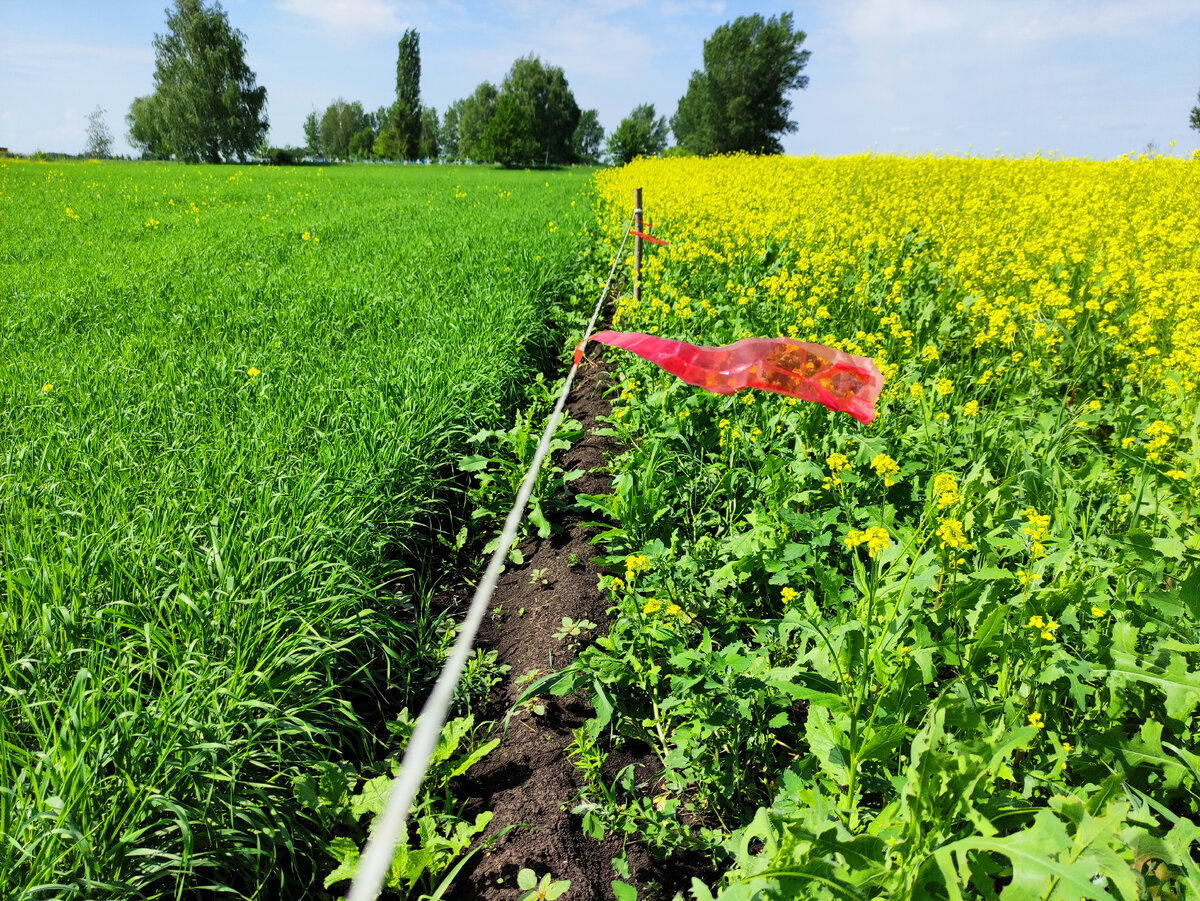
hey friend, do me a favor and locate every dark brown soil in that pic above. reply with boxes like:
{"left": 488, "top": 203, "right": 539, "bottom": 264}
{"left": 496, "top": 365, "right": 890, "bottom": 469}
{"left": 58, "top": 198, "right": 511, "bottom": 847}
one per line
{"left": 442, "top": 354, "right": 717, "bottom": 900}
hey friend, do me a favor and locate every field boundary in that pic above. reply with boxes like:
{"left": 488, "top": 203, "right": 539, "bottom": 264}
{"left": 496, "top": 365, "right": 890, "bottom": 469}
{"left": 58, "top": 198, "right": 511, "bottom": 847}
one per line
{"left": 347, "top": 210, "right": 636, "bottom": 901}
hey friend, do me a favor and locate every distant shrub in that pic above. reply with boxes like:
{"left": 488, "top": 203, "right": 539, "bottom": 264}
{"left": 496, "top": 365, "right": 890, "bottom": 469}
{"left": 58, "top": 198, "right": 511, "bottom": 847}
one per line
{"left": 264, "top": 145, "right": 303, "bottom": 165}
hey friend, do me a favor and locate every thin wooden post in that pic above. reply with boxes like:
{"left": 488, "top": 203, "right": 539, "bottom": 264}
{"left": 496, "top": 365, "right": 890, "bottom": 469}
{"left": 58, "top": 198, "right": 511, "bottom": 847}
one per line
{"left": 634, "top": 187, "right": 643, "bottom": 304}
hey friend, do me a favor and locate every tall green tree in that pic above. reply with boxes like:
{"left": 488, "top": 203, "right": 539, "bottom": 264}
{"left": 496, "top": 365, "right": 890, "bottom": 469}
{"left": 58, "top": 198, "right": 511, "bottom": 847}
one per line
{"left": 127, "top": 0, "right": 268, "bottom": 162}
{"left": 478, "top": 55, "right": 580, "bottom": 166}
{"left": 1191, "top": 88, "right": 1200, "bottom": 133}
{"left": 319, "top": 98, "right": 367, "bottom": 159}
{"left": 385, "top": 28, "right": 422, "bottom": 161}
{"left": 671, "top": 12, "right": 810, "bottom": 155}
{"left": 419, "top": 106, "right": 440, "bottom": 159}
{"left": 302, "top": 110, "right": 322, "bottom": 157}
{"left": 457, "top": 81, "right": 497, "bottom": 160}
{"left": 573, "top": 108, "right": 604, "bottom": 164}
{"left": 127, "top": 94, "right": 167, "bottom": 158}
{"left": 606, "top": 103, "right": 668, "bottom": 165}
{"left": 348, "top": 126, "right": 376, "bottom": 159}
{"left": 440, "top": 98, "right": 464, "bottom": 160}
{"left": 477, "top": 93, "right": 539, "bottom": 166}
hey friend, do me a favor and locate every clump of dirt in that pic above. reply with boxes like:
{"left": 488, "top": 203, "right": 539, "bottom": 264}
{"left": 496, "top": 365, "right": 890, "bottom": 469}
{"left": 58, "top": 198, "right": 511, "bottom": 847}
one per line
{"left": 442, "top": 355, "right": 716, "bottom": 900}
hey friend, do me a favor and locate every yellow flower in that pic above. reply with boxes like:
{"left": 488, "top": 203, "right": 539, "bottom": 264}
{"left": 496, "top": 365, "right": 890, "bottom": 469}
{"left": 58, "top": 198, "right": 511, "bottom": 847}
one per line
{"left": 932, "top": 473, "right": 959, "bottom": 509}
{"left": 963, "top": 400, "right": 980, "bottom": 416}
{"left": 302, "top": 230, "right": 312, "bottom": 241}
{"left": 847, "top": 526, "right": 890, "bottom": 558}
{"left": 826, "top": 452, "right": 850, "bottom": 473}
{"left": 1090, "top": 605, "right": 1107, "bottom": 617}
{"left": 642, "top": 598, "right": 662, "bottom": 615}
{"left": 870, "top": 453, "right": 899, "bottom": 486}
{"left": 936, "top": 518, "right": 970, "bottom": 550}
{"left": 247, "top": 368, "right": 260, "bottom": 378}
{"left": 625, "top": 554, "right": 650, "bottom": 579}
{"left": 1019, "top": 570, "right": 1042, "bottom": 587}
{"left": 781, "top": 586, "right": 798, "bottom": 603}
{"left": 41, "top": 382, "right": 54, "bottom": 393}
{"left": 1027, "top": 711, "right": 1045, "bottom": 729}
{"left": 936, "top": 378, "right": 953, "bottom": 397}
{"left": 1028, "top": 614, "right": 1046, "bottom": 629}
{"left": 909, "top": 382, "right": 925, "bottom": 403}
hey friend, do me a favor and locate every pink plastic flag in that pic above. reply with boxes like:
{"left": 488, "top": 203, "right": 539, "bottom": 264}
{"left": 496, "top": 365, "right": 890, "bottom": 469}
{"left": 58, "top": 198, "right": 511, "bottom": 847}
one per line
{"left": 575, "top": 331, "right": 884, "bottom": 424}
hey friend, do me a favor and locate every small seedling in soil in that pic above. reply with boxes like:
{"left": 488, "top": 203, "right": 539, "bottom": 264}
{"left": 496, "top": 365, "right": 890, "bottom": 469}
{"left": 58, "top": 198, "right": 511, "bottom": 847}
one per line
{"left": 529, "top": 567, "right": 549, "bottom": 587}
{"left": 520, "top": 696, "right": 546, "bottom": 717}
{"left": 517, "top": 868, "right": 570, "bottom": 901}
{"left": 517, "top": 606, "right": 525, "bottom": 617}
{"left": 553, "top": 616, "right": 596, "bottom": 642}
{"left": 566, "top": 552, "right": 580, "bottom": 567}
{"left": 515, "top": 667, "right": 545, "bottom": 686}
{"left": 492, "top": 604, "right": 502, "bottom": 622}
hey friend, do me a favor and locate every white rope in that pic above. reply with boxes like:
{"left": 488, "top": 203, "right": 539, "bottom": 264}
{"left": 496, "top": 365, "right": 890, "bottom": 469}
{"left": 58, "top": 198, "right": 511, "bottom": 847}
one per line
{"left": 346, "top": 216, "right": 635, "bottom": 901}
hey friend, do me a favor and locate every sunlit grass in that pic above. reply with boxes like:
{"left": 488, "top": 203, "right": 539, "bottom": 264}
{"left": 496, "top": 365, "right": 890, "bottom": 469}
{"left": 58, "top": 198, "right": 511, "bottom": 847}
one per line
{"left": 0, "top": 159, "right": 591, "bottom": 897}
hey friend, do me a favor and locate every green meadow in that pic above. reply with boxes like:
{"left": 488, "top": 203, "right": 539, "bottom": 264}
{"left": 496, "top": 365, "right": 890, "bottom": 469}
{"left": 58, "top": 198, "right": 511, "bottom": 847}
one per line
{"left": 0, "top": 160, "right": 590, "bottom": 897}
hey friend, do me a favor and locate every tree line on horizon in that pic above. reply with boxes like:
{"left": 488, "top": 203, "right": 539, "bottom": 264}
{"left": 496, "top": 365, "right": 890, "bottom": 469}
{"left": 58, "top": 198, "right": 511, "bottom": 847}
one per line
{"left": 123, "top": 0, "right": 811, "bottom": 166}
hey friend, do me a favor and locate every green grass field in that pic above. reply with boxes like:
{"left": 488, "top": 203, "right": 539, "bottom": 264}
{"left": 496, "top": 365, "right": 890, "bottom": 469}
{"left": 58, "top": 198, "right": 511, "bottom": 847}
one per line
{"left": 0, "top": 160, "right": 591, "bottom": 898}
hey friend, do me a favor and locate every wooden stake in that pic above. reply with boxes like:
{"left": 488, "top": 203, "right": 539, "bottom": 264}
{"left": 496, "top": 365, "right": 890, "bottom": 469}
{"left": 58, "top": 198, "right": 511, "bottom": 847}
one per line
{"left": 634, "top": 187, "right": 643, "bottom": 304}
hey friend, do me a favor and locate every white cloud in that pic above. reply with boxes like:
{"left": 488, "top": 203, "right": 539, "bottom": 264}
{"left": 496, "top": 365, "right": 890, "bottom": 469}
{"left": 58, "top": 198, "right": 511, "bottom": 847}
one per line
{"left": 661, "top": 0, "right": 725, "bottom": 16}
{"left": 0, "top": 38, "right": 151, "bottom": 87}
{"left": 840, "top": 0, "right": 968, "bottom": 43}
{"left": 982, "top": 0, "right": 1200, "bottom": 44}
{"left": 275, "top": 0, "right": 412, "bottom": 36}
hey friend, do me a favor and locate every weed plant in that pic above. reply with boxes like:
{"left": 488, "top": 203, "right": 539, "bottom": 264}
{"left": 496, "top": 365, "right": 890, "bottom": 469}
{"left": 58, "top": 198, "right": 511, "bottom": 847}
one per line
{"left": 0, "top": 160, "right": 590, "bottom": 898}
{"left": 559, "top": 155, "right": 1200, "bottom": 898}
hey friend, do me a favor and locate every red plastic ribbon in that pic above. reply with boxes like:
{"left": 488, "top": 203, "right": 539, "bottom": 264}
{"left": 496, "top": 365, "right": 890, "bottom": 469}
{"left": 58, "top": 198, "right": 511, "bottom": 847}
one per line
{"left": 575, "top": 331, "right": 884, "bottom": 424}
{"left": 630, "top": 229, "right": 668, "bottom": 246}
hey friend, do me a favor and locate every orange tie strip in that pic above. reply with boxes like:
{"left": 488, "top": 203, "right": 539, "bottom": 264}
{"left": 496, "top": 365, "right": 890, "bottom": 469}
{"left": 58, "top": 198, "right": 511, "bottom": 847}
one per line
{"left": 575, "top": 331, "right": 885, "bottom": 424}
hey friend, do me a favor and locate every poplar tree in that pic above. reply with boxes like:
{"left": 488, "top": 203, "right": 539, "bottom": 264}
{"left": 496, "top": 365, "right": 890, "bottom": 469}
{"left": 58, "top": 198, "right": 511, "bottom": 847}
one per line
{"left": 386, "top": 28, "right": 422, "bottom": 161}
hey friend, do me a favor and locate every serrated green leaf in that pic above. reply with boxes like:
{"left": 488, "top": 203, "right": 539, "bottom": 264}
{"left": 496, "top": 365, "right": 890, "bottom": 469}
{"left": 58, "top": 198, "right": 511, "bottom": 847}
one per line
{"left": 805, "top": 706, "right": 850, "bottom": 787}
{"left": 323, "top": 836, "right": 360, "bottom": 888}
{"left": 1101, "top": 649, "right": 1199, "bottom": 722}
{"left": 458, "top": 454, "right": 491, "bottom": 472}
{"left": 931, "top": 806, "right": 1114, "bottom": 900}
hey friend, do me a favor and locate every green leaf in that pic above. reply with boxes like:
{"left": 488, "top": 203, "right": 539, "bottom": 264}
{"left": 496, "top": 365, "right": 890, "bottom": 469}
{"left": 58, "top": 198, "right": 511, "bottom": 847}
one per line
{"left": 1181, "top": 566, "right": 1200, "bottom": 620}
{"left": 968, "top": 566, "right": 1014, "bottom": 581}
{"left": 529, "top": 499, "right": 551, "bottom": 538}
{"left": 447, "top": 737, "right": 500, "bottom": 780}
{"left": 967, "top": 604, "right": 1007, "bottom": 667}
{"left": 612, "top": 880, "right": 638, "bottom": 901}
{"left": 1101, "top": 649, "right": 1200, "bottom": 722}
{"left": 458, "top": 454, "right": 491, "bottom": 472}
{"left": 857, "top": 722, "right": 906, "bottom": 765}
{"left": 323, "top": 836, "right": 360, "bottom": 888}
{"left": 351, "top": 773, "right": 391, "bottom": 818}
{"left": 517, "top": 868, "right": 537, "bottom": 890}
{"left": 930, "top": 805, "right": 1116, "bottom": 900}
{"left": 805, "top": 706, "right": 850, "bottom": 787}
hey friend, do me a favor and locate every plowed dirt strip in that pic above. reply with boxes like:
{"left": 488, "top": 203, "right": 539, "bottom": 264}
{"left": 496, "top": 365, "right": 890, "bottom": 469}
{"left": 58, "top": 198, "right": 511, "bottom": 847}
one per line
{"left": 445, "top": 357, "right": 714, "bottom": 901}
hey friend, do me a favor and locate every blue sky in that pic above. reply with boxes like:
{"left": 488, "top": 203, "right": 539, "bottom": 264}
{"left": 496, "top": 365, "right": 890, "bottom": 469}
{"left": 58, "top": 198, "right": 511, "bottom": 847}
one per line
{"left": 2, "top": 0, "right": 1198, "bottom": 159}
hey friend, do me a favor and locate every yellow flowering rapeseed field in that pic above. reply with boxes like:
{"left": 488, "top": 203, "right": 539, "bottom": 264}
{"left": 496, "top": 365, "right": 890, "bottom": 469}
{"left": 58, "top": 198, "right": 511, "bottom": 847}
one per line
{"left": 563, "top": 155, "right": 1200, "bottom": 896}
{"left": 596, "top": 153, "right": 1199, "bottom": 386}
